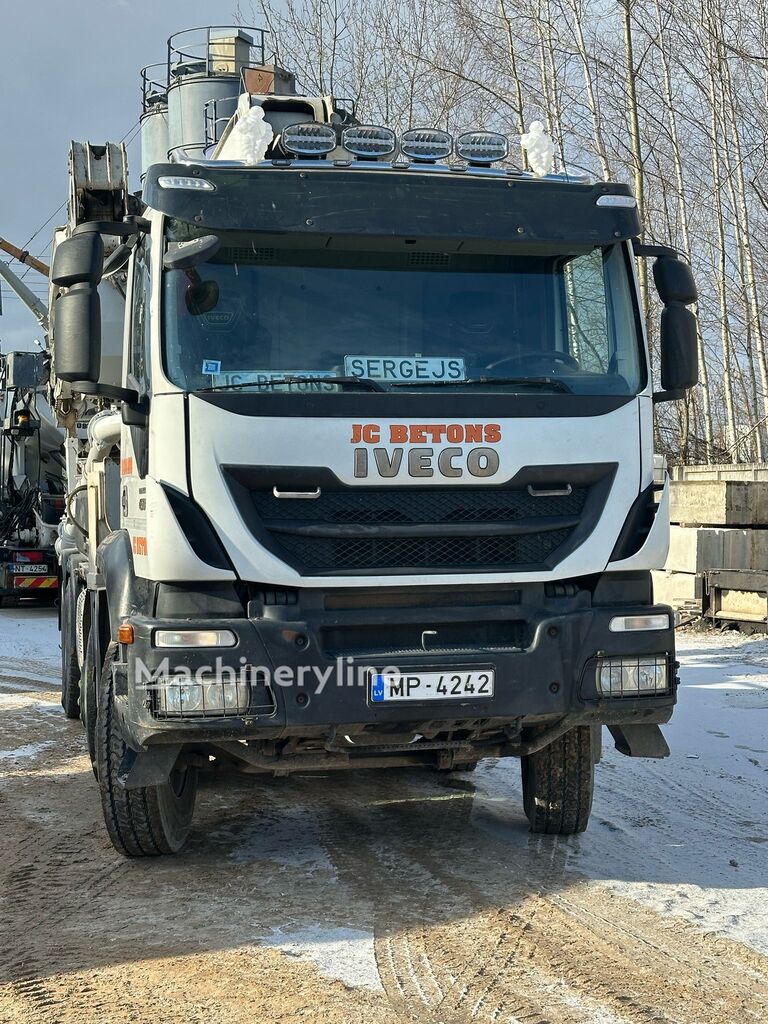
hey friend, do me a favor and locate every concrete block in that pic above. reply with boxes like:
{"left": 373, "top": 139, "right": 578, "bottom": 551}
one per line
{"left": 652, "top": 570, "right": 701, "bottom": 610}
{"left": 669, "top": 480, "right": 768, "bottom": 526}
{"left": 666, "top": 526, "right": 724, "bottom": 573}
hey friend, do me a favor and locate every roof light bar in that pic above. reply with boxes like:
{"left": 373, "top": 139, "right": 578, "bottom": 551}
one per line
{"left": 456, "top": 131, "right": 509, "bottom": 166}
{"left": 342, "top": 124, "right": 396, "bottom": 159}
{"left": 157, "top": 175, "right": 215, "bottom": 191}
{"left": 282, "top": 121, "right": 336, "bottom": 156}
{"left": 400, "top": 128, "right": 453, "bottom": 163}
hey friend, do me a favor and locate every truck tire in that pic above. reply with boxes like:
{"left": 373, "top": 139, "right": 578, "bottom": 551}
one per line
{"left": 80, "top": 622, "right": 99, "bottom": 777}
{"left": 96, "top": 643, "right": 197, "bottom": 857}
{"left": 60, "top": 574, "right": 81, "bottom": 719}
{"left": 520, "top": 726, "right": 594, "bottom": 835}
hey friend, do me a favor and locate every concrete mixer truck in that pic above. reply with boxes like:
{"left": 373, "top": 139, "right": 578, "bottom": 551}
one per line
{"left": 44, "top": 25, "right": 699, "bottom": 857}
{"left": 0, "top": 349, "right": 65, "bottom": 604}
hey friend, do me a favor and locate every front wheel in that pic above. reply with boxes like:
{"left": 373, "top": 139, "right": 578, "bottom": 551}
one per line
{"left": 521, "top": 726, "right": 594, "bottom": 835}
{"left": 96, "top": 643, "right": 197, "bottom": 857}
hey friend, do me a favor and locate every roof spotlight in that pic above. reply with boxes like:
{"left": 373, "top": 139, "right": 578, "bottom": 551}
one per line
{"left": 456, "top": 130, "right": 509, "bottom": 166}
{"left": 400, "top": 128, "right": 453, "bottom": 163}
{"left": 342, "top": 125, "right": 396, "bottom": 159}
{"left": 282, "top": 121, "right": 337, "bottom": 156}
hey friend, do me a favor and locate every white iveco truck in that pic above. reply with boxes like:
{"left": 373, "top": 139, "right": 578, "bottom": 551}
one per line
{"left": 49, "top": 26, "right": 698, "bottom": 856}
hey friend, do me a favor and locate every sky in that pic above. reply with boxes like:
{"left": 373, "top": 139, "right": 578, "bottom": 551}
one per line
{"left": 0, "top": 0, "right": 254, "bottom": 351}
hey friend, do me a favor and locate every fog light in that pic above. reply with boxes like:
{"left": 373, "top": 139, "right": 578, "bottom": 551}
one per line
{"left": 597, "top": 656, "right": 668, "bottom": 697}
{"left": 154, "top": 629, "right": 237, "bottom": 648}
{"left": 609, "top": 614, "right": 669, "bottom": 632}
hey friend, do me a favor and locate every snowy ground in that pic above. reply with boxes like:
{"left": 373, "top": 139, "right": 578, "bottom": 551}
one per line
{"left": 0, "top": 607, "right": 766, "bottom": 1023}
{"left": 475, "top": 627, "right": 768, "bottom": 955}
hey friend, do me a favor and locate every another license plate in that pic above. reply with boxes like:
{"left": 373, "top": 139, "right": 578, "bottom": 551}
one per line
{"left": 12, "top": 563, "right": 49, "bottom": 574}
{"left": 370, "top": 669, "right": 495, "bottom": 703}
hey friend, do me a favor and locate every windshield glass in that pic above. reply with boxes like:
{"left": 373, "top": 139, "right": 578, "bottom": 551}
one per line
{"left": 162, "top": 241, "right": 644, "bottom": 395}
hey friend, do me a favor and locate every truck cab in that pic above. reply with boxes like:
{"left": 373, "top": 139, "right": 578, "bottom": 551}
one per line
{"left": 50, "top": 27, "right": 698, "bottom": 856}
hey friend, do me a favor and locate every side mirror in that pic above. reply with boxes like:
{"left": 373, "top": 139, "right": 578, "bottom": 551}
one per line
{"left": 51, "top": 232, "right": 104, "bottom": 287}
{"left": 53, "top": 283, "right": 101, "bottom": 383}
{"left": 652, "top": 255, "right": 697, "bottom": 306}
{"left": 646, "top": 252, "right": 699, "bottom": 403}
{"left": 658, "top": 305, "right": 698, "bottom": 398}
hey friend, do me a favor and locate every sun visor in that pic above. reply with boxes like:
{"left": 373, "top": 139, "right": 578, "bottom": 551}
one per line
{"left": 143, "top": 164, "right": 641, "bottom": 248}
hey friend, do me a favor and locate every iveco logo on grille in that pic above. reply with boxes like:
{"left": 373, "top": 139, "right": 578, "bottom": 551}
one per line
{"left": 350, "top": 422, "right": 502, "bottom": 480}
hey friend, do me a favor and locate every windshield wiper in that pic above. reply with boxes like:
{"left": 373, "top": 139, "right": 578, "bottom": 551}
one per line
{"left": 197, "top": 375, "right": 388, "bottom": 393}
{"left": 391, "top": 375, "right": 573, "bottom": 393}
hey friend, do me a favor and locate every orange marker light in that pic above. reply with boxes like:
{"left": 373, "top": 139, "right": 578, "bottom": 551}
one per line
{"left": 117, "top": 623, "right": 135, "bottom": 644}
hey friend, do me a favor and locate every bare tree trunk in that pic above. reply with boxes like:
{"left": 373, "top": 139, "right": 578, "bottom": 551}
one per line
{"left": 653, "top": 0, "right": 714, "bottom": 459}
{"left": 498, "top": 0, "right": 529, "bottom": 166}
{"left": 705, "top": 21, "right": 739, "bottom": 458}
{"left": 562, "top": 0, "right": 613, "bottom": 179}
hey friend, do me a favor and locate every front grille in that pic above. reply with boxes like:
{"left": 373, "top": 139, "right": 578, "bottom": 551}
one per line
{"left": 244, "top": 483, "right": 592, "bottom": 574}
{"left": 278, "top": 529, "right": 573, "bottom": 571}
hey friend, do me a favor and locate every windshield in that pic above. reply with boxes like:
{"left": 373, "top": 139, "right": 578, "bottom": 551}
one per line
{"left": 162, "top": 241, "right": 644, "bottom": 395}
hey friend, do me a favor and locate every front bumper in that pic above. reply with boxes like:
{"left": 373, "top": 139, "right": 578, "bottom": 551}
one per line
{"left": 113, "top": 586, "right": 678, "bottom": 751}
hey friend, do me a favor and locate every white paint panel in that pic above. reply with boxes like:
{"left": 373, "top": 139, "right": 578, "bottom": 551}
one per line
{"left": 149, "top": 393, "right": 188, "bottom": 492}
{"left": 188, "top": 398, "right": 646, "bottom": 587}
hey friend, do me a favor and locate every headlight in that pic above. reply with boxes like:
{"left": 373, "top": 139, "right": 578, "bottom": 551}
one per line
{"left": 154, "top": 629, "right": 237, "bottom": 648}
{"left": 597, "top": 656, "right": 668, "bottom": 697}
{"left": 156, "top": 678, "right": 250, "bottom": 717}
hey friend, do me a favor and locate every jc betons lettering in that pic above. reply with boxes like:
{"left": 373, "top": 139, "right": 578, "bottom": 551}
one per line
{"left": 350, "top": 422, "right": 502, "bottom": 480}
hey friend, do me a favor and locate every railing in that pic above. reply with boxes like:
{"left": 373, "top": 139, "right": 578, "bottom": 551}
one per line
{"left": 166, "top": 25, "right": 269, "bottom": 83}
{"left": 140, "top": 63, "right": 168, "bottom": 114}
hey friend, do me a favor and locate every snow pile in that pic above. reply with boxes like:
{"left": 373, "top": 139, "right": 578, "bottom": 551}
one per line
{"left": 521, "top": 121, "right": 555, "bottom": 176}
{"left": 217, "top": 97, "right": 274, "bottom": 164}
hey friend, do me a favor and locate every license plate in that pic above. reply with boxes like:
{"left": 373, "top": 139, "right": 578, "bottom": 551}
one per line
{"left": 371, "top": 669, "right": 495, "bottom": 703}
{"left": 12, "top": 563, "right": 49, "bottom": 574}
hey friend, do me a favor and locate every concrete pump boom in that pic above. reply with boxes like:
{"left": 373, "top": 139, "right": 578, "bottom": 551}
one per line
{"left": 0, "top": 236, "right": 50, "bottom": 277}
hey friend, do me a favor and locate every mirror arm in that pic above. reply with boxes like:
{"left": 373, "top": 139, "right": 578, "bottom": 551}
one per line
{"left": 632, "top": 238, "right": 679, "bottom": 259}
{"left": 652, "top": 388, "right": 686, "bottom": 404}
{"left": 70, "top": 381, "right": 149, "bottom": 424}
{"left": 72, "top": 216, "right": 151, "bottom": 239}
{"left": 71, "top": 381, "right": 139, "bottom": 403}
{"left": 122, "top": 396, "right": 149, "bottom": 427}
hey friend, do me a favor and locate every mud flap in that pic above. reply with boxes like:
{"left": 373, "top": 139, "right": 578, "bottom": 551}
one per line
{"left": 608, "top": 723, "right": 670, "bottom": 759}
{"left": 117, "top": 744, "right": 183, "bottom": 790}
